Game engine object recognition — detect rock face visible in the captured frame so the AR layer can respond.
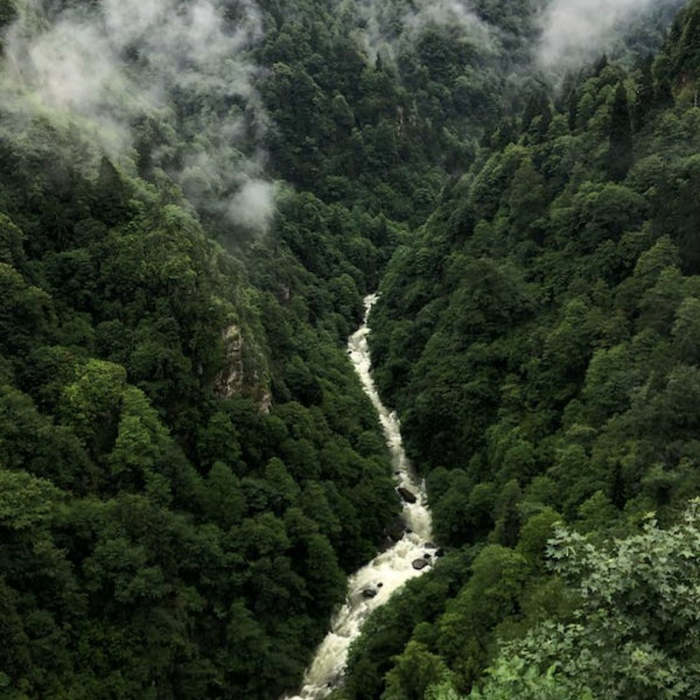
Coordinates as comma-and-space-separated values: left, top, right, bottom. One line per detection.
412, 558, 429, 571
259, 390, 272, 414
214, 324, 244, 399
385, 517, 405, 542
213, 323, 272, 413
397, 487, 417, 504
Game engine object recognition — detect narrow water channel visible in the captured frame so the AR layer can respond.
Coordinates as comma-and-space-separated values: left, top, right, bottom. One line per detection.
285, 294, 437, 700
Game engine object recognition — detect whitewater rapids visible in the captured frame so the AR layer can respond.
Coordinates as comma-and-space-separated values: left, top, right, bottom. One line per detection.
284, 294, 436, 700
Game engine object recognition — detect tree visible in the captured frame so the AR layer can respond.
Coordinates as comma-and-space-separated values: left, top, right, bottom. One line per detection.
516, 508, 562, 571
59, 359, 127, 458
471, 501, 700, 699
507, 158, 546, 236
383, 641, 454, 700
0, 0, 16, 29
633, 55, 655, 129
0, 263, 53, 357
437, 546, 529, 685
607, 83, 633, 181
490, 480, 522, 548
672, 296, 700, 363
199, 461, 246, 529
302, 533, 346, 612
0, 214, 25, 267
93, 157, 129, 227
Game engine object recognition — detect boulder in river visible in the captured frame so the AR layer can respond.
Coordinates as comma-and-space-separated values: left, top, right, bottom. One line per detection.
362, 588, 378, 599
397, 487, 417, 504
377, 582, 383, 588
412, 558, 429, 571
423, 553, 431, 560
385, 517, 405, 542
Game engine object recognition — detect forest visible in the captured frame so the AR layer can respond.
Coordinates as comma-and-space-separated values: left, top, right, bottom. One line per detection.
0, 0, 699, 698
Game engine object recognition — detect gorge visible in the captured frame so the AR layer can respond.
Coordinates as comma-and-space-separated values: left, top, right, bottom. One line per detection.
287, 295, 437, 699
1, 0, 700, 698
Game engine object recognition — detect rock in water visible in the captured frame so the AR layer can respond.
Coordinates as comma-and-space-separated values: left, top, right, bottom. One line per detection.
362, 588, 378, 599
397, 487, 417, 504
412, 559, 429, 571
385, 517, 405, 542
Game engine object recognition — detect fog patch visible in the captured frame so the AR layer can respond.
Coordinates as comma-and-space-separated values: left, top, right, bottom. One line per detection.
536, 0, 683, 73
349, 0, 498, 64
228, 179, 279, 232
1, 0, 277, 231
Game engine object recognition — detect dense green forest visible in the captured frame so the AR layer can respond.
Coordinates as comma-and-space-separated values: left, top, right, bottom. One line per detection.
1, 0, 699, 698
336, 1, 700, 698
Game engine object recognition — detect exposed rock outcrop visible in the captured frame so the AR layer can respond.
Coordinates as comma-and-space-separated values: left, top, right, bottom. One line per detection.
214, 324, 244, 399
214, 323, 272, 413
385, 517, 405, 542
397, 487, 417, 504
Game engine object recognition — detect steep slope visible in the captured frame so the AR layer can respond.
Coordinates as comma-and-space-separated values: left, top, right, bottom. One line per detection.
0, 0, 694, 698
0, 1, 403, 696
0, 119, 409, 697
334, 1, 700, 697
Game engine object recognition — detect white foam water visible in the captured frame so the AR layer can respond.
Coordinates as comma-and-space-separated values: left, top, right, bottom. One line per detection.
284, 294, 436, 700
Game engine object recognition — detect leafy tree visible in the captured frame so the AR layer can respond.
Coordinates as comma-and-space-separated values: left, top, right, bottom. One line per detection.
470, 501, 700, 699
383, 641, 454, 700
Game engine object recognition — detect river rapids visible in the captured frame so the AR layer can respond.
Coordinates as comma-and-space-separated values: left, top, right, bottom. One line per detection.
284, 294, 436, 700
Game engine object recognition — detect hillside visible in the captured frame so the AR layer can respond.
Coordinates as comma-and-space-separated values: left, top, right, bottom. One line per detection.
0, 0, 699, 698
338, 1, 700, 697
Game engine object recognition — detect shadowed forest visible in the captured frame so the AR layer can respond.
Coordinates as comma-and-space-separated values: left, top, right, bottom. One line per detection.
1, 0, 699, 698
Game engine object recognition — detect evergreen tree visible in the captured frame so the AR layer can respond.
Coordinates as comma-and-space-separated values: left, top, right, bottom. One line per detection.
607, 83, 633, 181
633, 55, 655, 129
567, 87, 578, 131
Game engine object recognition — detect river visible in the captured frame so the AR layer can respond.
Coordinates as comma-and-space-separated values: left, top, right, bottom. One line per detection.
284, 294, 437, 700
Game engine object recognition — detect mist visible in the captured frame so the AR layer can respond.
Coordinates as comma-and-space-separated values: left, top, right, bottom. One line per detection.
536, 0, 683, 73
1, 0, 278, 232
405, 0, 495, 42
228, 179, 279, 231
350, 0, 497, 64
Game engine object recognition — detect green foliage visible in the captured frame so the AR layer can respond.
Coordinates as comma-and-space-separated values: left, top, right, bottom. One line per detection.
473, 501, 700, 698
607, 82, 633, 181
1, 0, 698, 697
0, 0, 16, 29
382, 641, 454, 700
342, 3, 700, 697
0, 29, 402, 694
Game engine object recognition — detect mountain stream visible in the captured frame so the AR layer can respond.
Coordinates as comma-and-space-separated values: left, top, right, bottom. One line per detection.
285, 294, 437, 699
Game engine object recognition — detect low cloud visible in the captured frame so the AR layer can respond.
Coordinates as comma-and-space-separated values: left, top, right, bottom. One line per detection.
350, 0, 497, 63
1, 0, 277, 231
405, 0, 495, 42
228, 179, 279, 231
536, 0, 682, 73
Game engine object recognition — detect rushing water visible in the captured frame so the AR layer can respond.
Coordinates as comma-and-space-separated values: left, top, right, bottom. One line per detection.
284, 294, 436, 700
